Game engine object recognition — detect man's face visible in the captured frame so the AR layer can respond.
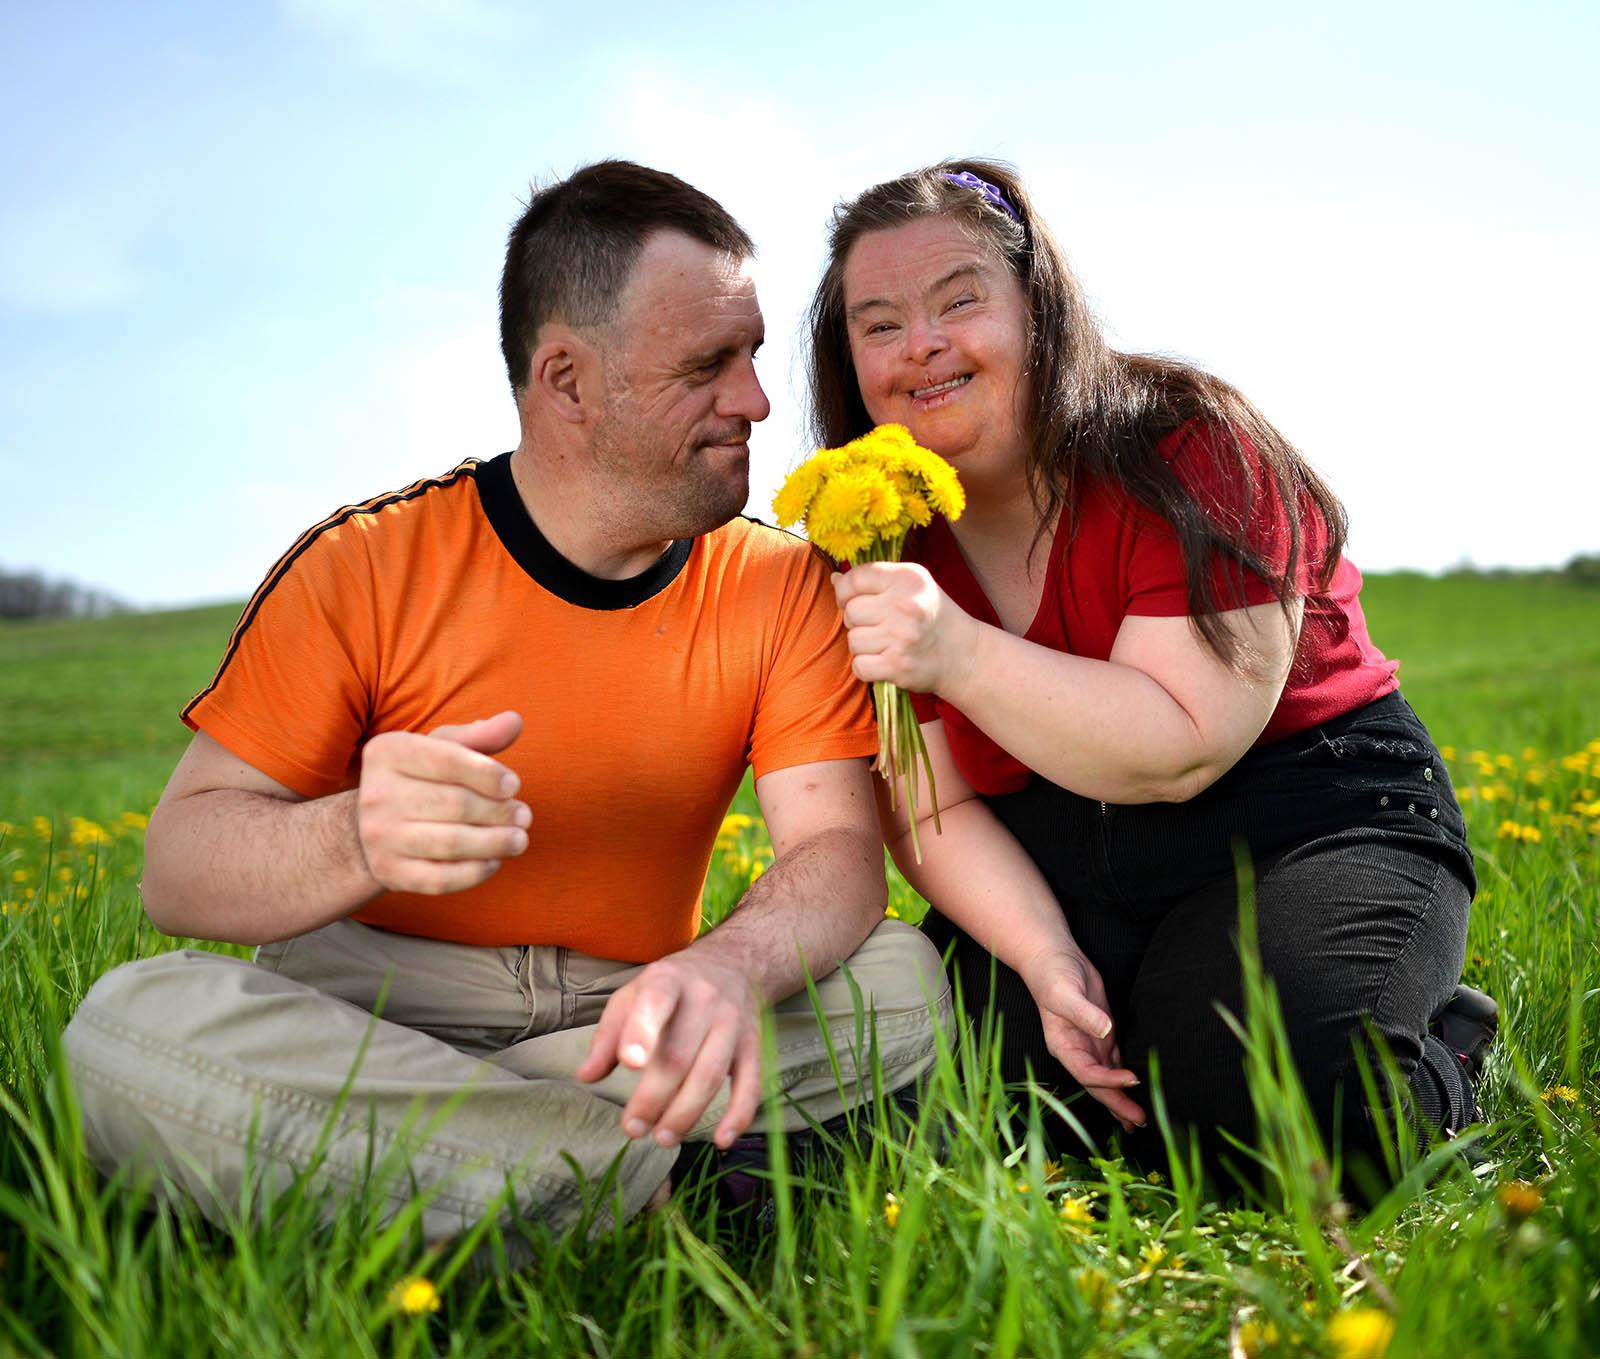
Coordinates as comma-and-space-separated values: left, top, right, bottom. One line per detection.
589, 231, 770, 540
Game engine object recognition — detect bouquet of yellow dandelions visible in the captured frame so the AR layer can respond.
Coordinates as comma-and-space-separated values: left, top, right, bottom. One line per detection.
772, 423, 964, 863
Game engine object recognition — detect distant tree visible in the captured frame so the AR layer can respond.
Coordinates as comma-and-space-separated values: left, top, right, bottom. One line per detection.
1563, 553, 1600, 586
0, 568, 128, 619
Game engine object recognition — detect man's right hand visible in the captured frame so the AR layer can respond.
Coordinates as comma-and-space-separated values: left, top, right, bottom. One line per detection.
355, 710, 531, 895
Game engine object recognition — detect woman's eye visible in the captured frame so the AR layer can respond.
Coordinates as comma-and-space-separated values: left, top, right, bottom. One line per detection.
865, 322, 897, 336
946, 295, 976, 312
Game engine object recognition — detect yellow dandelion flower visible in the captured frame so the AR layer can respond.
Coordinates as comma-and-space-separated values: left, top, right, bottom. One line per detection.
1042, 1159, 1065, 1183
1497, 1180, 1543, 1221
1541, 1084, 1579, 1106
1139, 1241, 1168, 1272
32, 817, 51, 838
859, 467, 905, 531
1497, 820, 1523, 840
1145, 1169, 1164, 1185
748, 860, 766, 883
806, 474, 877, 561
883, 1191, 901, 1227
1072, 1265, 1117, 1315
1458, 786, 1474, 800
118, 811, 150, 831
1236, 1317, 1281, 1357
1058, 1194, 1094, 1226
1521, 746, 1539, 762
10, 869, 28, 884
389, 1275, 441, 1314
1495, 753, 1515, 769
1522, 826, 1543, 843
1324, 1308, 1395, 1359
1440, 745, 1457, 761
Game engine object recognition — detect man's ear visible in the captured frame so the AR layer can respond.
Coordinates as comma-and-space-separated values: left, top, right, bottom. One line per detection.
527, 329, 602, 425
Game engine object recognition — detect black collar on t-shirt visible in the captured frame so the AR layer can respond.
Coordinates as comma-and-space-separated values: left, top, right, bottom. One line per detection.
473, 451, 694, 611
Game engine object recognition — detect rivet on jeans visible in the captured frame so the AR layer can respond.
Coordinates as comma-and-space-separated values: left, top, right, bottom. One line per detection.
1424, 766, 1434, 781
1380, 795, 1389, 806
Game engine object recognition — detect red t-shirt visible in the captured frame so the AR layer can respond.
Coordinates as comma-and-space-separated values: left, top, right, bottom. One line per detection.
906, 424, 1399, 795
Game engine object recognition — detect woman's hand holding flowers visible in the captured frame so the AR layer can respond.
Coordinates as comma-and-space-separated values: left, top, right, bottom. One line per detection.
832, 561, 977, 697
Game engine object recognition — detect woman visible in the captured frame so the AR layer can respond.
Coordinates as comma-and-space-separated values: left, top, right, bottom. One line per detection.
808, 160, 1493, 1165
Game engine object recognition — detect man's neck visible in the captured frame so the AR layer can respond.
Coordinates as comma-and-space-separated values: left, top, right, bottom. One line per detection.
507, 447, 676, 581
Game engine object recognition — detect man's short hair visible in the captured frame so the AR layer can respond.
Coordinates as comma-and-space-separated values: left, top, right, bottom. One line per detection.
499, 160, 756, 395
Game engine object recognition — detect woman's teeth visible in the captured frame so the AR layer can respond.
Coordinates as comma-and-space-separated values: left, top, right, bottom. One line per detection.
911, 375, 971, 399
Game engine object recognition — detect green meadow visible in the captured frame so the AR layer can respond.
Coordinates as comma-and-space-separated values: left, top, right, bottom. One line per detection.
1, 573, 1597, 1357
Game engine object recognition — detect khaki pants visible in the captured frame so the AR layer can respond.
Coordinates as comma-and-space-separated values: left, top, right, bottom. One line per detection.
63, 917, 947, 1240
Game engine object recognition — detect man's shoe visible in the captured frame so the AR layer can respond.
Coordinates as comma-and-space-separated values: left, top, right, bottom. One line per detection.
1429, 984, 1499, 1083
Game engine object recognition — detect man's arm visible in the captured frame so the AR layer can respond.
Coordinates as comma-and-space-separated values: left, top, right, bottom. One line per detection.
576, 755, 886, 1149
141, 713, 532, 945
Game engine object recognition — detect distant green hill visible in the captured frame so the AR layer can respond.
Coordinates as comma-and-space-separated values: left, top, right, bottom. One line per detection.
2, 576, 1597, 823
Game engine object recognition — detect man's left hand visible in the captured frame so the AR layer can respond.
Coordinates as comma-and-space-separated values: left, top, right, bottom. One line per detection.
574, 950, 763, 1149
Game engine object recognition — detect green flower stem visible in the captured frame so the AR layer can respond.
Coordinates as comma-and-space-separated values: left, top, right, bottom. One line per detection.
851, 534, 943, 863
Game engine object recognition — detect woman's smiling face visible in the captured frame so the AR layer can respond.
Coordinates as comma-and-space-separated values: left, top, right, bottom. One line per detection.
842, 215, 1031, 482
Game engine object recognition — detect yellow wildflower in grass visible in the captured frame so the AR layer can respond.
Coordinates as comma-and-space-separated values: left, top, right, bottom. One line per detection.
389, 1275, 441, 1315
772, 424, 966, 862
883, 1192, 901, 1227
1439, 745, 1457, 762
1497, 1180, 1544, 1222
1145, 1169, 1164, 1185
31, 817, 51, 838
1541, 1084, 1579, 1106
1324, 1307, 1395, 1359
1072, 1265, 1118, 1316
1235, 1316, 1281, 1357
1058, 1195, 1095, 1229
1138, 1241, 1168, 1273
117, 810, 150, 832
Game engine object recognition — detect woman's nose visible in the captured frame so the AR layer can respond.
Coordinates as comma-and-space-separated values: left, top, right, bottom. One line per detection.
905, 317, 947, 365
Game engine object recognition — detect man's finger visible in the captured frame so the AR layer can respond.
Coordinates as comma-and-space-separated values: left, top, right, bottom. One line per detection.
387, 821, 528, 862
383, 734, 521, 799
713, 1029, 763, 1147
614, 978, 682, 1072
575, 992, 628, 1084
404, 781, 531, 828
649, 1021, 742, 1146
372, 857, 503, 897
428, 709, 524, 755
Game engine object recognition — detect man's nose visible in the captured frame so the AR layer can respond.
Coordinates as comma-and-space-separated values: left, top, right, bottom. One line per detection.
717, 357, 771, 424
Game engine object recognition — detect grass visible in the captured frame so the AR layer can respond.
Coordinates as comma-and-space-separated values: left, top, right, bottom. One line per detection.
1, 575, 1597, 1357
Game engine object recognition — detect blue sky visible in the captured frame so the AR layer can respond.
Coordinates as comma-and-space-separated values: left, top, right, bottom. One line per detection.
2, 1, 1595, 607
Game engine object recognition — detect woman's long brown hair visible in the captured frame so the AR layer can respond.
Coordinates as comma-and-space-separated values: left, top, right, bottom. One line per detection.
806, 158, 1348, 673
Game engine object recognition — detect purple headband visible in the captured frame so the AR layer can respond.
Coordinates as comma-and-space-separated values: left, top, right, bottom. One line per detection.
942, 170, 1021, 223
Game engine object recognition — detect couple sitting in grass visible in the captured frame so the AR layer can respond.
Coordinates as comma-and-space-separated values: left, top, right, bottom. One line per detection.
65, 158, 1494, 1247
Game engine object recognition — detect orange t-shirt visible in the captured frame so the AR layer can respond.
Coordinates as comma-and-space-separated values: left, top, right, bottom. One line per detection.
184, 453, 877, 959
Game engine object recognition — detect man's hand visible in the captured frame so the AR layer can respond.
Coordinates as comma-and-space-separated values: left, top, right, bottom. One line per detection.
574, 949, 762, 1150
1019, 944, 1147, 1131
355, 710, 532, 895
833, 561, 978, 695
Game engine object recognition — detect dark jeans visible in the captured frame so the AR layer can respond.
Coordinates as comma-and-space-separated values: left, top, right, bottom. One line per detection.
922, 691, 1478, 1169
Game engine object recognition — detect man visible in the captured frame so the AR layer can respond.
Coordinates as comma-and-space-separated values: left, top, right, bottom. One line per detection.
64, 161, 947, 1240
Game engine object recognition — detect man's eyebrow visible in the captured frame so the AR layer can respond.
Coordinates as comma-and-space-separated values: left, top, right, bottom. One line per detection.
846, 264, 987, 322
678, 334, 765, 372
